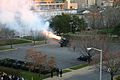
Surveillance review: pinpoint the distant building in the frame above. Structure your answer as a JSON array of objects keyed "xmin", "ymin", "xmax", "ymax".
[
  {"xmin": 95, "ymin": 0, "xmax": 120, "ymax": 7},
  {"xmin": 32, "ymin": 0, "xmax": 78, "ymax": 17},
  {"xmin": 71, "ymin": 0, "xmax": 87, "ymax": 9},
  {"xmin": 71, "ymin": 0, "xmax": 96, "ymax": 8},
  {"xmin": 71, "ymin": 0, "xmax": 118, "ymax": 9}
]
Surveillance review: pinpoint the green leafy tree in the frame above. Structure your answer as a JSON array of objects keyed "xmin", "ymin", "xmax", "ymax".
[
  {"xmin": 49, "ymin": 14, "xmax": 87, "ymax": 34},
  {"xmin": 50, "ymin": 14, "xmax": 71, "ymax": 34},
  {"xmin": 70, "ymin": 15, "xmax": 87, "ymax": 33}
]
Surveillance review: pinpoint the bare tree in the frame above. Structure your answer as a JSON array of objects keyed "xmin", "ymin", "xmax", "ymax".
[
  {"xmin": 69, "ymin": 32, "xmax": 109, "ymax": 64},
  {"xmin": 0, "ymin": 27, "xmax": 15, "ymax": 48},
  {"xmin": 48, "ymin": 56, "xmax": 56, "ymax": 70},
  {"xmin": 30, "ymin": 30, "xmax": 36, "ymax": 45},
  {"xmin": 104, "ymin": 7, "xmax": 120, "ymax": 28},
  {"xmin": 92, "ymin": 49, "xmax": 120, "ymax": 80},
  {"xmin": 69, "ymin": 32, "xmax": 120, "ymax": 80},
  {"xmin": 103, "ymin": 50, "xmax": 120, "ymax": 80},
  {"xmin": 83, "ymin": 5, "xmax": 105, "ymax": 29},
  {"xmin": 84, "ymin": 6, "xmax": 120, "ymax": 29},
  {"xmin": 25, "ymin": 48, "xmax": 47, "ymax": 70},
  {"xmin": 25, "ymin": 48, "xmax": 56, "ymax": 77}
]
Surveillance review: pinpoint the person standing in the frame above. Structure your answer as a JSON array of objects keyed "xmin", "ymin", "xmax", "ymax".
[
  {"xmin": 59, "ymin": 69, "xmax": 63, "ymax": 77},
  {"xmin": 56, "ymin": 68, "xmax": 59, "ymax": 77},
  {"xmin": 50, "ymin": 69, "xmax": 53, "ymax": 78}
]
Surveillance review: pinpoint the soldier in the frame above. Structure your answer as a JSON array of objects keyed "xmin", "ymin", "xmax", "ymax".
[
  {"xmin": 56, "ymin": 68, "xmax": 59, "ymax": 77},
  {"xmin": 50, "ymin": 69, "xmax": 53, "ymax": 78},
  {"xmin": 59, "ymin": 69, "xmax": 63, "ymax": 77}
]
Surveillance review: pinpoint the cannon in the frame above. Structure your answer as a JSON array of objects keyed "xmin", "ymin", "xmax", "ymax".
[{"xmin": 59, "ymin": 38, "xmax": 69, "ymax": 47}]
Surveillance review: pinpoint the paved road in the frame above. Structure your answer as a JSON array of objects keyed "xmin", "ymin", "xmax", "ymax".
[
  {"xmin": 65, "ymin": 69, "xmax": 110, "ymax": 80},
  {"xmin": 0, "ymin": 42, "xmax": 119, "ymax": 80},
  {"xmin": 44, "ymin": 66, "xmax": 111, "ymax": 80},
  {"xmin": 0, "ymin": 43, "xmax": 82, "ymax": 69}
]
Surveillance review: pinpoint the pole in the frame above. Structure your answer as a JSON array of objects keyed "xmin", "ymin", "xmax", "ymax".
[
  {"xmin": 87, "ymin": 47, "xmax": 102, "ymax": 80},
  {"xmin": 100, "ymin": 50, "xmax": 102, "ymax": 80}
]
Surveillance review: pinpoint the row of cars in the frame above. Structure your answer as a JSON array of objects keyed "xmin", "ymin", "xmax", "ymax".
[{"xmin": 0, "ymin": 58, "xmax": 50, "ymax": 74}]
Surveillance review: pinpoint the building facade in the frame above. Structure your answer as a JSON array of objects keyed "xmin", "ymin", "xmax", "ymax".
[
  {"xmin": 32, "ymin": 0, "xmax": 78, "ymax": 17},
  {"xmin": 72, "ymin": 0, "xmax": 118, "ymax": 9}
]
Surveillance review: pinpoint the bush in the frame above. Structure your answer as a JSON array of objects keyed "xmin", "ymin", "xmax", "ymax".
[
  {"xmin": 0, "ymin": 66, "xmax": 21, "ymax": 76},
  {"xmin": 21, "ymin": 71, "xmax": 42, "ymax": 80}
]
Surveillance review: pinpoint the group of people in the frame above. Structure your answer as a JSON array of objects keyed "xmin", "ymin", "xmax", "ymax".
[
  {"xmin": 50, "ymin": 68, "xmax": 63, "ymax": 78},
  {"xmin": 0, "ymin": 72, "xmax": 24, "ymax": 80}
]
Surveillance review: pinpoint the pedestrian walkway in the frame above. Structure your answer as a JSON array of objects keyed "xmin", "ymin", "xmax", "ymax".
[{"xmin": 43, "ymin": 66, "xmax": 95, "ymax": 80}]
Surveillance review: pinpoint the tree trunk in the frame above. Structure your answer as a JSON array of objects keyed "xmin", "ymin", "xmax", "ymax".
[
  {"xmin": 39, "ymin": 65, "xmax": 42, "ymax": 79},
  {"xmin": 87, "ymin": 50, "xmax": 92, "ymax": 64},
  {"xmin": 33, "ymin": 40, "xmax": 35, "ymax": 45},
  {"xmin": 9, "ymin": 39, "xmax": 13, "ymax": 49}
]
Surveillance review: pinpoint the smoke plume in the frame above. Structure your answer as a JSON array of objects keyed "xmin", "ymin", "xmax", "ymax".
[{"xmin": 0, "ymin": 0, "xmax": 49, "ymax": 36}]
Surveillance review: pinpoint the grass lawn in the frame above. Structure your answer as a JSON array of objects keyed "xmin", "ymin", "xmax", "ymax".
[
  {"xmin": 115, "ymin": 75, "xmax": 120, "ymax": 80},
  {"xmin": 0, "ymin": 38, "xmax": 32, "ymax": 46},
  {"xmin": 0, "ymin": 63, "xmax": 89, "ymax": 80},
  {"xmin": 21, "ymin": 71, "xmax": 43, "ymax": 80},
  {"xmin": 0, "ymin": 66, "xmax": 73, "ymax": 80},
  {"xmin": 70, "ymin": 63, "xmax": 88, "ymax": 70},
  {"xmin": 0, "ymin": 47, "xmax": 14, "ymax": 51},
  {"xmin": 0, "ymin": 66, "xmax": 61, "ymax": 80},
  {"xmin": 63, "ymin": 69, "xmax": 72, "ymax": 73}
]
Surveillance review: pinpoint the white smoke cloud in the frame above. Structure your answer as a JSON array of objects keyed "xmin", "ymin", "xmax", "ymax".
[{"xmin": 0, "ymin": 0, "xmax": 49, "ymax": 36}]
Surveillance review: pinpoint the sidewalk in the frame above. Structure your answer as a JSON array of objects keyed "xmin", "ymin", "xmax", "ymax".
[{"xmin": 43, "ymin": 66, "xmax": 95, "ymax": 80}]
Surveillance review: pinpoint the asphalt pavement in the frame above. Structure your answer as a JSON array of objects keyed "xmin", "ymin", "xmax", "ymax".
[
  {"xmin": 44, "ymin": 66, "xmax": 111, "ymax": 80},
  {"xmin": 0, "ymin": 43, "xmax": 82, "ymax": 69}
]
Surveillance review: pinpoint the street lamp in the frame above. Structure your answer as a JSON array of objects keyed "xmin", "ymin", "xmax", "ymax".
[{"xmin": 87, "ymin": 47, "xmax": 102, "ymax": 80}]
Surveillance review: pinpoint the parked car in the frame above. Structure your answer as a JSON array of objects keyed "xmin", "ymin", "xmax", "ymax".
[{"xmin": 77, "ymin": 56, "xmax": 90, "ymax": 62}]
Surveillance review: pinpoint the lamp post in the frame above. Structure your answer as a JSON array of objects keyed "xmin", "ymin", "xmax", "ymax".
[{"xmin": 87, "ymin": 47, "xmax": 102, "ymax": 80}]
